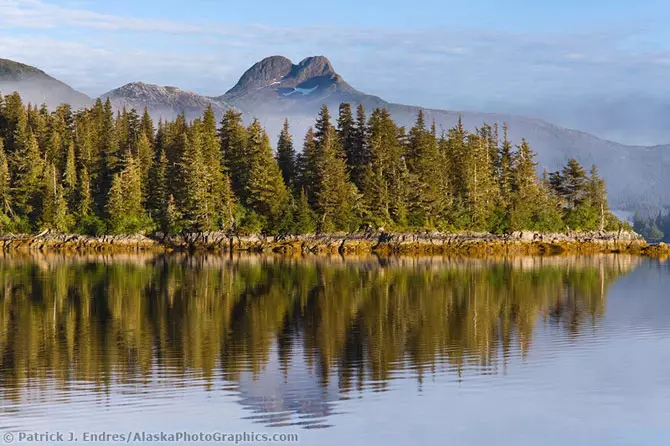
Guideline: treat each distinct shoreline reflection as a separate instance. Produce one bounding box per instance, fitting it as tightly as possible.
[0,254,641,428]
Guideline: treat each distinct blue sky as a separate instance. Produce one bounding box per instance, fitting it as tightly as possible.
[1,0,669,121]
[68,0,665,33]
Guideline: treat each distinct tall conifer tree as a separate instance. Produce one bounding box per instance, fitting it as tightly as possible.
[246,120,290,230]
[12,132,44,221]
[0,138,11,216]
[220,109,248,200]
[313,106,360,232]
[276,119,296,190]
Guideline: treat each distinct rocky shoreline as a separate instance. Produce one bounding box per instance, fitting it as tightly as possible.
[0,230,667,258]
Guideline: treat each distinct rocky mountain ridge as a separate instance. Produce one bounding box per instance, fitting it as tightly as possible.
[100,81,233,121]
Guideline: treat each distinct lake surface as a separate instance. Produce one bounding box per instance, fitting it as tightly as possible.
[0,253,668,445]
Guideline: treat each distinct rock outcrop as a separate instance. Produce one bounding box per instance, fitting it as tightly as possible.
[0,233,160,253]
[0,230,651,257]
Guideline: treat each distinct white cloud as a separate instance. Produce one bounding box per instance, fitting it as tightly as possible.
[0,0,203,32]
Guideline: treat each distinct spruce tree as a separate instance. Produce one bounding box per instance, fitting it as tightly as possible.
[122,152,144,222]
[296,128,319,207]
[293,189,317,234]
[151,149,169,231]
[508,139,563,232]
[549,158,597,230]
[40,163,72,232]
[0,138,11,216]
[12,132,44,222]
[41,163,57,228]
[499,124,514,206]
[446,116,468,205]
[464,131,499,230]
[97,98,120,212]
[313,106,360,232]
[164,194,183,235]
[179,121,212,231]
[53,104,73,147]
[220,109,248,200]
[406,110,426,172]
[106,174,126,233]
[140,108,155,146]
[587,164,608,230]
[316,141,360,232]
[405,111,450,228]
[361,108,409,227]
[349,104,369,189]
[276,119,296,190]
[1,93,27,156]
[245,120,290,231]
[337,103,357,175]
[63,141,77,202]
[162,114,189,206]
[136,132,153,197]
[315,104,333,143]
[55,176,69,232]
[77,165,92,218]
[202,106,234,229]
[76,102,98,174]
[45,131,62,167]
[106,151,147,234]
[560,158,588,209]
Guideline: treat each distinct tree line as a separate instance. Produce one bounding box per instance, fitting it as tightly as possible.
[633,210,670,243]
[0,92,625,235]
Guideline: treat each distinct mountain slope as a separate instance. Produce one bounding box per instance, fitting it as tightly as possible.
[0,58,91,109]
[497,95,670,146]
[217,56,670,208]
[101,82,233,121]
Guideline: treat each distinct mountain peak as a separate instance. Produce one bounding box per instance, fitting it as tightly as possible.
[226,56,294,95]
[295,56,336,79]
[223,55,346,99]
[259,55,293,67]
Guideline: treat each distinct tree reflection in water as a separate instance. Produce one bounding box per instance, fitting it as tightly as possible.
[0,254,640,427]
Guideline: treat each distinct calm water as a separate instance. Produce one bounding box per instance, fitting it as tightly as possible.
[0,254,668,445]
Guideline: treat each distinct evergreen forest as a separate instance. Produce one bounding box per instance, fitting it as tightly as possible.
[633,210,670,243]
[0,92,626,236]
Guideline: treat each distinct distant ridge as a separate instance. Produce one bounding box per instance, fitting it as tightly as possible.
[2,55,670,209]
[100,82,233,122]
[0,58,91,109]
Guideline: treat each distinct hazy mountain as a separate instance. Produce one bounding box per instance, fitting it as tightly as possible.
[2,56,670,209]
[216,56,670,209]
[493,95,670,146]
[100,82,233,122]
[0,58,91,109]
